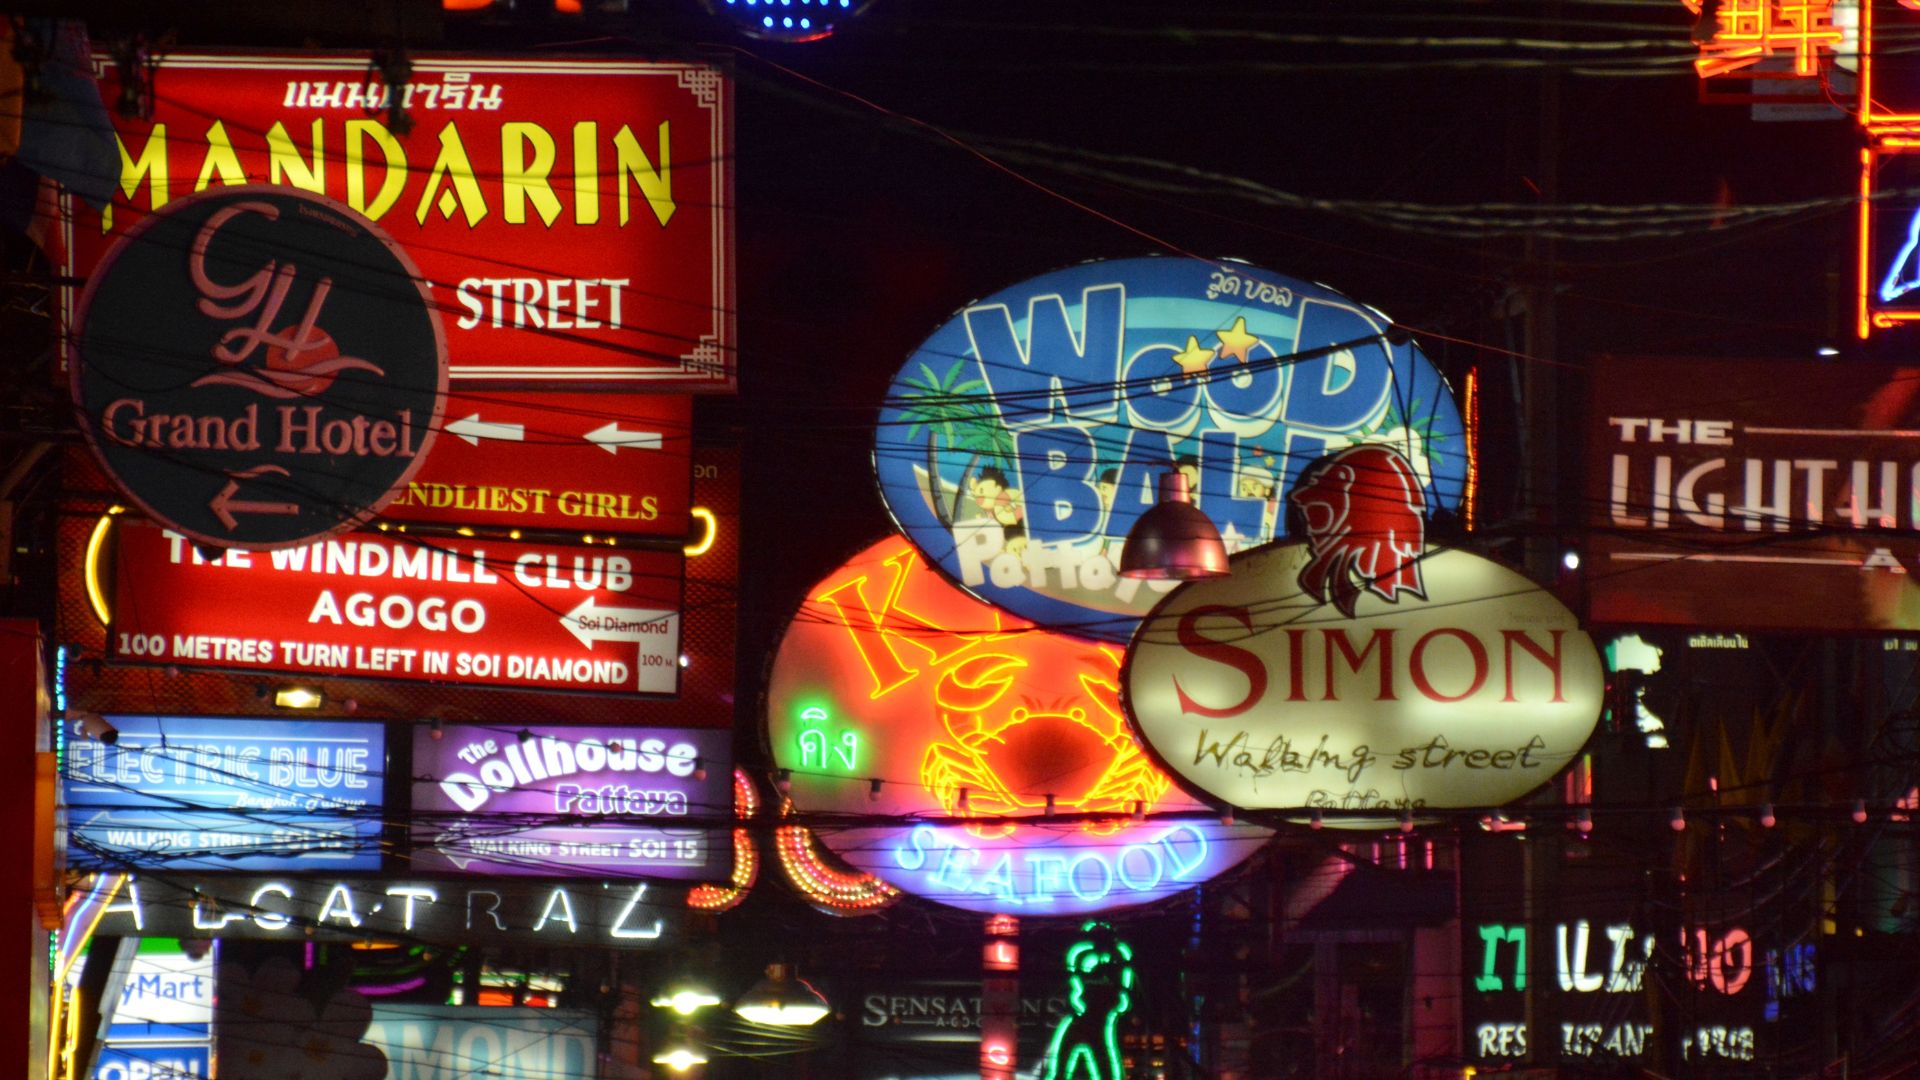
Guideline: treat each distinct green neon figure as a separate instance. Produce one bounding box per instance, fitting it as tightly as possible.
[1041,920,1136,1080]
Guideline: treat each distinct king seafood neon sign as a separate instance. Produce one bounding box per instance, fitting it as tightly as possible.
[765,536,1269,915]
[875,256,1465,640]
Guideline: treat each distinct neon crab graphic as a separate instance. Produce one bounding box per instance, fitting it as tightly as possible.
[920,643,1169,839]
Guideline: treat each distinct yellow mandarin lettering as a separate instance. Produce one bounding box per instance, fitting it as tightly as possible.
[502,122,561,226]
[416,122,489,227]
[346,119,408,220]
[614,121,673,227]
[104,125,168,232]
[573,121,599,226]
[266,119,325,193]
[195,121,247,191]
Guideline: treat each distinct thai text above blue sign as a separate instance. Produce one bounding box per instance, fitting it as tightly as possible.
[874,256,1465,638]
[63,715,385,872]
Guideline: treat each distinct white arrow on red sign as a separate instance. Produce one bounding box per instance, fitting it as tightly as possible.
[561,596,678,649]
[445,413,527,447]
[584,421,662,454]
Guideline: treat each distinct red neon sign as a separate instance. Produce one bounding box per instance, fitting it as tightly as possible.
[1685,0,1845,78]
[766,536,1268,916]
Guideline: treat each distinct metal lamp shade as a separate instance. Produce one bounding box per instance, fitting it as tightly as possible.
[734,964,831,1026]
[1118,471,1230,580]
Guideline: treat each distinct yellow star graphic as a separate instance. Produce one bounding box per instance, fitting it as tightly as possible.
[1216,317,1260,364]
[1172,335,1215,376]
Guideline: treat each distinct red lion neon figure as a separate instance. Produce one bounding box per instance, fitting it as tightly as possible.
[1288,444,1428,617]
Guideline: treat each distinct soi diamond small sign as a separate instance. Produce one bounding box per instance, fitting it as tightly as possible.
[71,185,446,550]
[1124,446,1603,817]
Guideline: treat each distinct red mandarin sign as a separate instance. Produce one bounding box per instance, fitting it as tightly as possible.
[65,52,733,390]
[381,391,691,536]
[107,519,684,695]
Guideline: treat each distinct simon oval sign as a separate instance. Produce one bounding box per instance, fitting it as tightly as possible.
[1124,446,1602,817]
[72,186,446,549]
[875,256,1465,641]
[765,535,1269,916]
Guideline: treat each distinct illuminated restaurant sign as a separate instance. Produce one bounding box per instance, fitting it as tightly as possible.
[411,724,728,879]
[92,875,682,949]
[70,186,445,550]
[63,715,385,871]
[1587,355,1920,631]
[70,52,733,390]
[107,519,684,695]
[766,536,1269,916]
[1127,446,1602,815]
[1466,914,1794,1066]
[875,255,1464,640]
[380,390,693,538]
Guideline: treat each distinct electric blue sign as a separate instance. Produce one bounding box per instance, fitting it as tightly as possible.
[875,256,1466,639]
[63,715,385,872]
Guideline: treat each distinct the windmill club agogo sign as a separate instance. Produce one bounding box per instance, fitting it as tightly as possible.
[874,256,1466,642]
[71,185,446,550]
[1124,446,1603,819]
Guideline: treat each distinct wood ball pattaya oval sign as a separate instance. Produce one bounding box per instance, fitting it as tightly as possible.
[766,535,1270,916]
[72,185,446,549]
[874,255,1465,642]
[1124,446,1603,817]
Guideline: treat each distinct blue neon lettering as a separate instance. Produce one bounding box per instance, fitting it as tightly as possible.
[895,824,935,871]
[1159,823,1211,879]
[933,840,980,893]
[1115,843,1163,891]
[1069,853,1114,901]
[1028,854,1068,902]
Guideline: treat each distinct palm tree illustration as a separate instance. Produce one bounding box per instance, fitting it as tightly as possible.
[894,359,1016,528]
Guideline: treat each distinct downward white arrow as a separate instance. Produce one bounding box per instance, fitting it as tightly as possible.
[584,421,662,455]
[446,413,526,447]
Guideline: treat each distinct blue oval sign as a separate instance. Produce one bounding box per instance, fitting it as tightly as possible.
[875,256,1466,639]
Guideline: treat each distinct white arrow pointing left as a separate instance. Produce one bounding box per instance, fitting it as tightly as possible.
[446,413,526,447]
[562,597,680,692]
[584,421,662,454]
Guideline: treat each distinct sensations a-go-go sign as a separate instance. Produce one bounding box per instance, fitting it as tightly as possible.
[1125,446,1602,818]
[876,256,1465,641]
[107,519,683,695]
[72,186,446,550]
